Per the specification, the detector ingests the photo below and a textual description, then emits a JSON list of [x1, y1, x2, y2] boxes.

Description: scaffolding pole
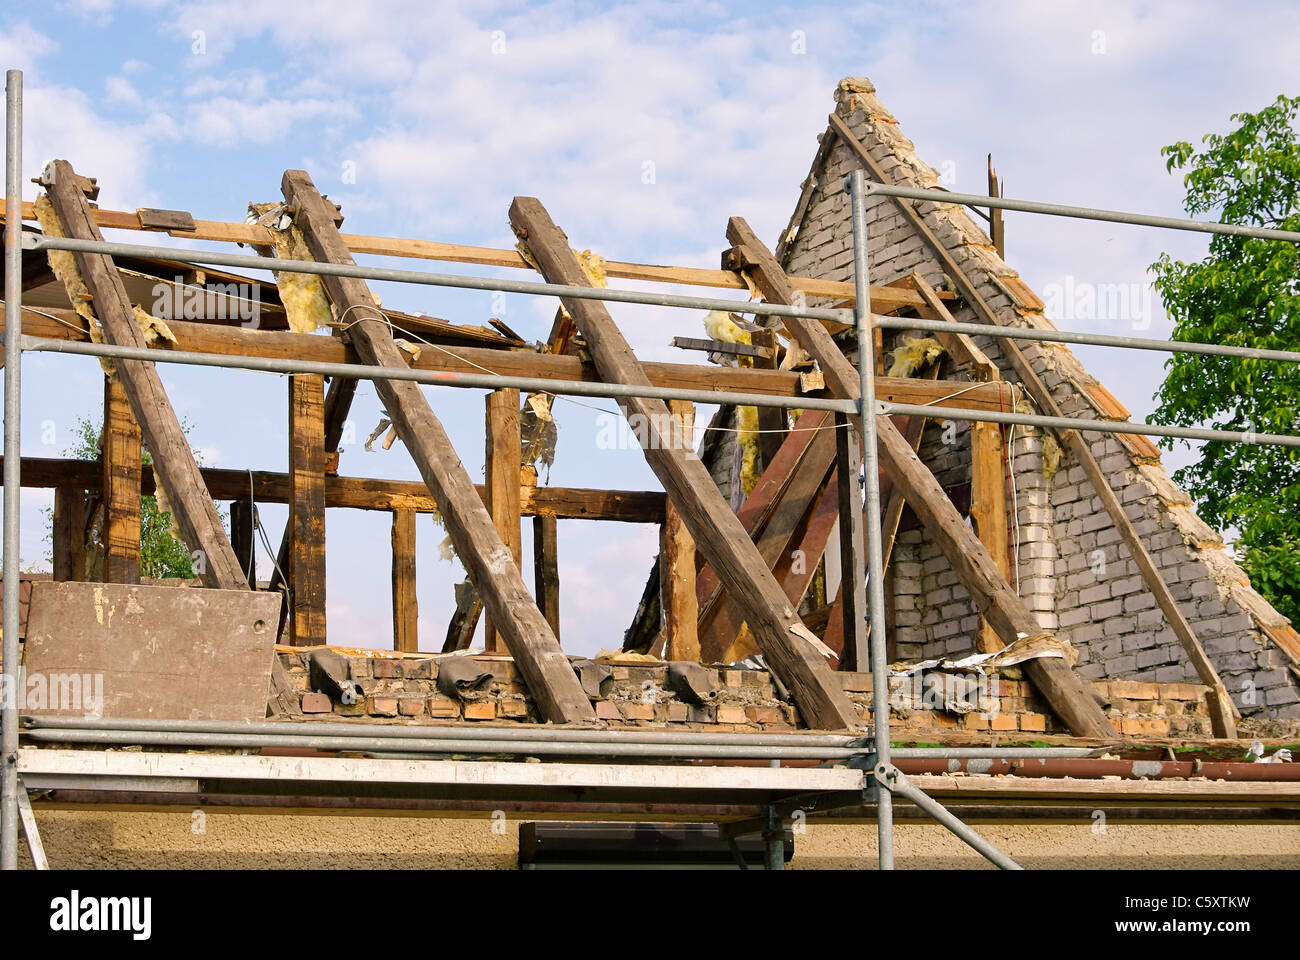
[[2, 68, 21, 872], [847, 169, 897, 869]]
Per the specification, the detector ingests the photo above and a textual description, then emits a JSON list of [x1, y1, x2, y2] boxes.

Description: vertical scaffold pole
[[2, 68, 24, 872], [847, 169, 895, 870]]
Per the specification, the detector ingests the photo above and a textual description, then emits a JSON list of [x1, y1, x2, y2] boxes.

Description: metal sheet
[[22, 582, 281, 722]]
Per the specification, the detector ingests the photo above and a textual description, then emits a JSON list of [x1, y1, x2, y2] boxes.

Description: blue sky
[[2, 0, 1297, 655]]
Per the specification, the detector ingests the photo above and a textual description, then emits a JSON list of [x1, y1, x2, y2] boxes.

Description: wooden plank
[[51, 488, 91, 582], [13, 306, 1015, 411], [827, 116, 1230, 734], [510, 196, 859, 730], [725, 212, 1115, 738], [9, 200, 944, 310], [41, 160, 247, 591], [23, 581, 282, 721], [282, 170, 593, 724], [670, 336, 773, 359], [533, 514, 560, 640], [661, 400, 698, 662], [484, 388, 523, 654], [101, 375, 141, 584], [971, 419, 1010, 654], [391, 509, 418, 653], [136, 207, 195, 231], [287, 374, 327, 646], [988, 155, 1005, 260]]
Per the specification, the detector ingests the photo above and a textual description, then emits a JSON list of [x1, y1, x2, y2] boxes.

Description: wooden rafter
[[41, 160, 247, 591], [281, 170, 593, 724], [724, 213, 1116, 739], [510, 196, 861, 731]]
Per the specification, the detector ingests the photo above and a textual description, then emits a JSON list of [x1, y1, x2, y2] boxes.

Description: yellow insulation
[[35, 194, 177, 371], [886, 335, 944, 378], [249, 201, 333, 334]]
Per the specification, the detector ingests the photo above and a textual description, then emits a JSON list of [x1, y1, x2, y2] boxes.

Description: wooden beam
[[698, 425, 837, 662], [13, 306, 1016, 411], [484, 388, 523, 654], [971, 419, 1011, 654], [835, 415, 867, 671], [661, 400, 698, 663], [694, 409, 831, 638], [723, 465, 845, 664], [229, 495, 256, 589], [101, 375, 141, 584], [51, 488, 91, 582], [510, 196, 859, 730], [2, 455, 666, 523], [533, 514, 560, 640], [282, 170, 593, 725], [391, 509, 418, 653], [8, 200, 947, 310], [287, 374, 327, 646], [724, 213, 1116, 738], [41, 160, 247, 591]]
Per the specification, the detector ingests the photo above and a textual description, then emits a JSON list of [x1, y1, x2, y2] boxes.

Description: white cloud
[[183, 95, 355, 147], [105, 74, 142, 106]]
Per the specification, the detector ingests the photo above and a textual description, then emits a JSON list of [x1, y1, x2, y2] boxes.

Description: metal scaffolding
[[4, 67, 1299, 872]]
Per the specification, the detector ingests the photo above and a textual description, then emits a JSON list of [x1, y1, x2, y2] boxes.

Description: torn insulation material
[[886, 335, 944, 378], [250, 201, 333, 334], [703, 311, 762, 495]]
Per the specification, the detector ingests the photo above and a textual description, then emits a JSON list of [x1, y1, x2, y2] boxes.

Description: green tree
[[46, 414, 206, 580], [1149, 94, 1300, 620]]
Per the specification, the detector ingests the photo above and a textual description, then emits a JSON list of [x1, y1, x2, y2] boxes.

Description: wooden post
[[970, 420, 1011, 654], [283, 170, 594, 724], [484, 388, 522, 653], [287, 374, 327, 646], [512, 197, 860, 731], [391, 509, 418, 653], [835, 413, 867, 671], [229, 496, 256, 589], [661, 399, 698, 662], [52, 488, 91, 582], [533, 514, 560, 640], [42, 161, 247, 590], [102, 375, 141, 584]]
